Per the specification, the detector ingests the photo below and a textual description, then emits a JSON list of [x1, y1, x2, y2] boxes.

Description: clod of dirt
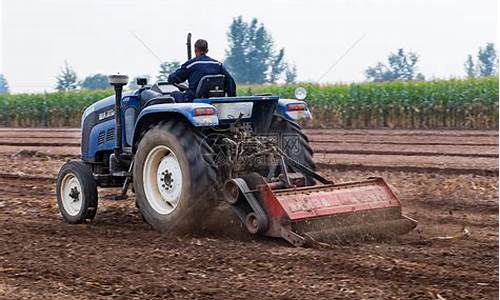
[[11, 150, 52, 160], [10, 149, 77, 161]]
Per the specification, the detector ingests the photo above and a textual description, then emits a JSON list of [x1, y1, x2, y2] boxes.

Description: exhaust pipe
[[108, 74, 129, 158], [186, 33, 192, 60]]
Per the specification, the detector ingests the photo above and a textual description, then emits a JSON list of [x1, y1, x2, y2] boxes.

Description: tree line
[[0, 16, 497, 93]]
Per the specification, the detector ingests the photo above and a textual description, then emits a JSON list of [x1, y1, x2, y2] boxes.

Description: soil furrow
[[313, 149, 498, 158], [317, 163, 499, 176], [310, 139, 499, 146], [0, 128, 497, 299]]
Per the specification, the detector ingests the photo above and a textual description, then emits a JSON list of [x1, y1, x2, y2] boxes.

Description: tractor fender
[[276, 99, 313, 122], [132, 103, 219, 150]]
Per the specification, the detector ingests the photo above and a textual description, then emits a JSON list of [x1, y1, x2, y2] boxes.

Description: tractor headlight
[[294, 87, 307, 100]]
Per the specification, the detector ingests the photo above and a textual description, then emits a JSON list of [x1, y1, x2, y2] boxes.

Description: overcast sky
[[0, 0, 497, 93]]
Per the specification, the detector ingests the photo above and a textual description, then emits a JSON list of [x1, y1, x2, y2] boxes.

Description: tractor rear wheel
[[56, 160, 98, 223], [133, 120, 217, 233], [269, 116, 316, 185]]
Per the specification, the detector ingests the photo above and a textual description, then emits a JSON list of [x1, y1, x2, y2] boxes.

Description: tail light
[[193, 107, 216, 116], [287, 103, 306, 111]]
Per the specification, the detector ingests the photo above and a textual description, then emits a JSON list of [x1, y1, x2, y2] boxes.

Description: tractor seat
[[195, 75, 226, 98]]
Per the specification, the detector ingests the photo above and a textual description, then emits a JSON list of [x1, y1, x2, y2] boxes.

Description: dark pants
[[171, 91, 193, 103]]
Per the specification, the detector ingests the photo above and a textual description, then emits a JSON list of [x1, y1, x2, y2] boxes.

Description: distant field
[[0, 76, 497, 129]]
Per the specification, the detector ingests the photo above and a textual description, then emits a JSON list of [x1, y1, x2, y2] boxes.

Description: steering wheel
[[173, 82, 189, 91]]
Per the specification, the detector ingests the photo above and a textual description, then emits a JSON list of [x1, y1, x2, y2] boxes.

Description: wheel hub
[[143, 145, 183, 215], [161, 170, 174, 191], [60, 174, 83, 216], [69, 186, 80, 201]]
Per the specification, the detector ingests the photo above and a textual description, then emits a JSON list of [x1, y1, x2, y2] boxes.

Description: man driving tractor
[[168, 39, 237, 102]]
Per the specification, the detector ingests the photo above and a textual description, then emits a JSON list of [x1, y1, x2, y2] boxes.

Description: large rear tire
[[269, 116, 316, 185], [133, 120, 217, 233], [56, 160, 98, 224]]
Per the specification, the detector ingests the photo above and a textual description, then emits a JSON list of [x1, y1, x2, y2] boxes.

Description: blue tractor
[[56, 36, 416, 246]]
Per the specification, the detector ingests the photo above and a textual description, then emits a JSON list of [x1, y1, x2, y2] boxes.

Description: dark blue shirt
[[167, 54, 237, 100]]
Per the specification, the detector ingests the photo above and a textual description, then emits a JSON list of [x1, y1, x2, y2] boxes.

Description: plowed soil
[[0, 129, 498, 299]]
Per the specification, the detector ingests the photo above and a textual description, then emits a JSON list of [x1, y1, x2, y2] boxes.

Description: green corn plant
[[0, 77, 497, 129]]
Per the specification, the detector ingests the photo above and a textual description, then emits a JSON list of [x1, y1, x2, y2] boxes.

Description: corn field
[[0, 77, 497, 128], [241, 77, 499, 129], [0, 89, 113, 127]]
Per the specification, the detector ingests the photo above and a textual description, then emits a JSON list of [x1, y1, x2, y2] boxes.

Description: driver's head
[[194, 39, 208, 57]]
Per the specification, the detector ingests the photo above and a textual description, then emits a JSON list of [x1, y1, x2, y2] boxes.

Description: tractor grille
[[106, 128, 114, 142], [97, 129, 114, 146], [97, 131, 106, 145]]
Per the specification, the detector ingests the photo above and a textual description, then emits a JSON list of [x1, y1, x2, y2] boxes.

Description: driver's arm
[[167, 63, 189, 84]]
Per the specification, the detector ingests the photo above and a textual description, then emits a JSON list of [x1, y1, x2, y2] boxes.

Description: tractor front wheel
[[133, 120, 216, 233], [56, 160, 98, 224]]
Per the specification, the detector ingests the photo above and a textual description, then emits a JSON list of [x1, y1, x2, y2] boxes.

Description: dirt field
[[0, 129, 498, 299]]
